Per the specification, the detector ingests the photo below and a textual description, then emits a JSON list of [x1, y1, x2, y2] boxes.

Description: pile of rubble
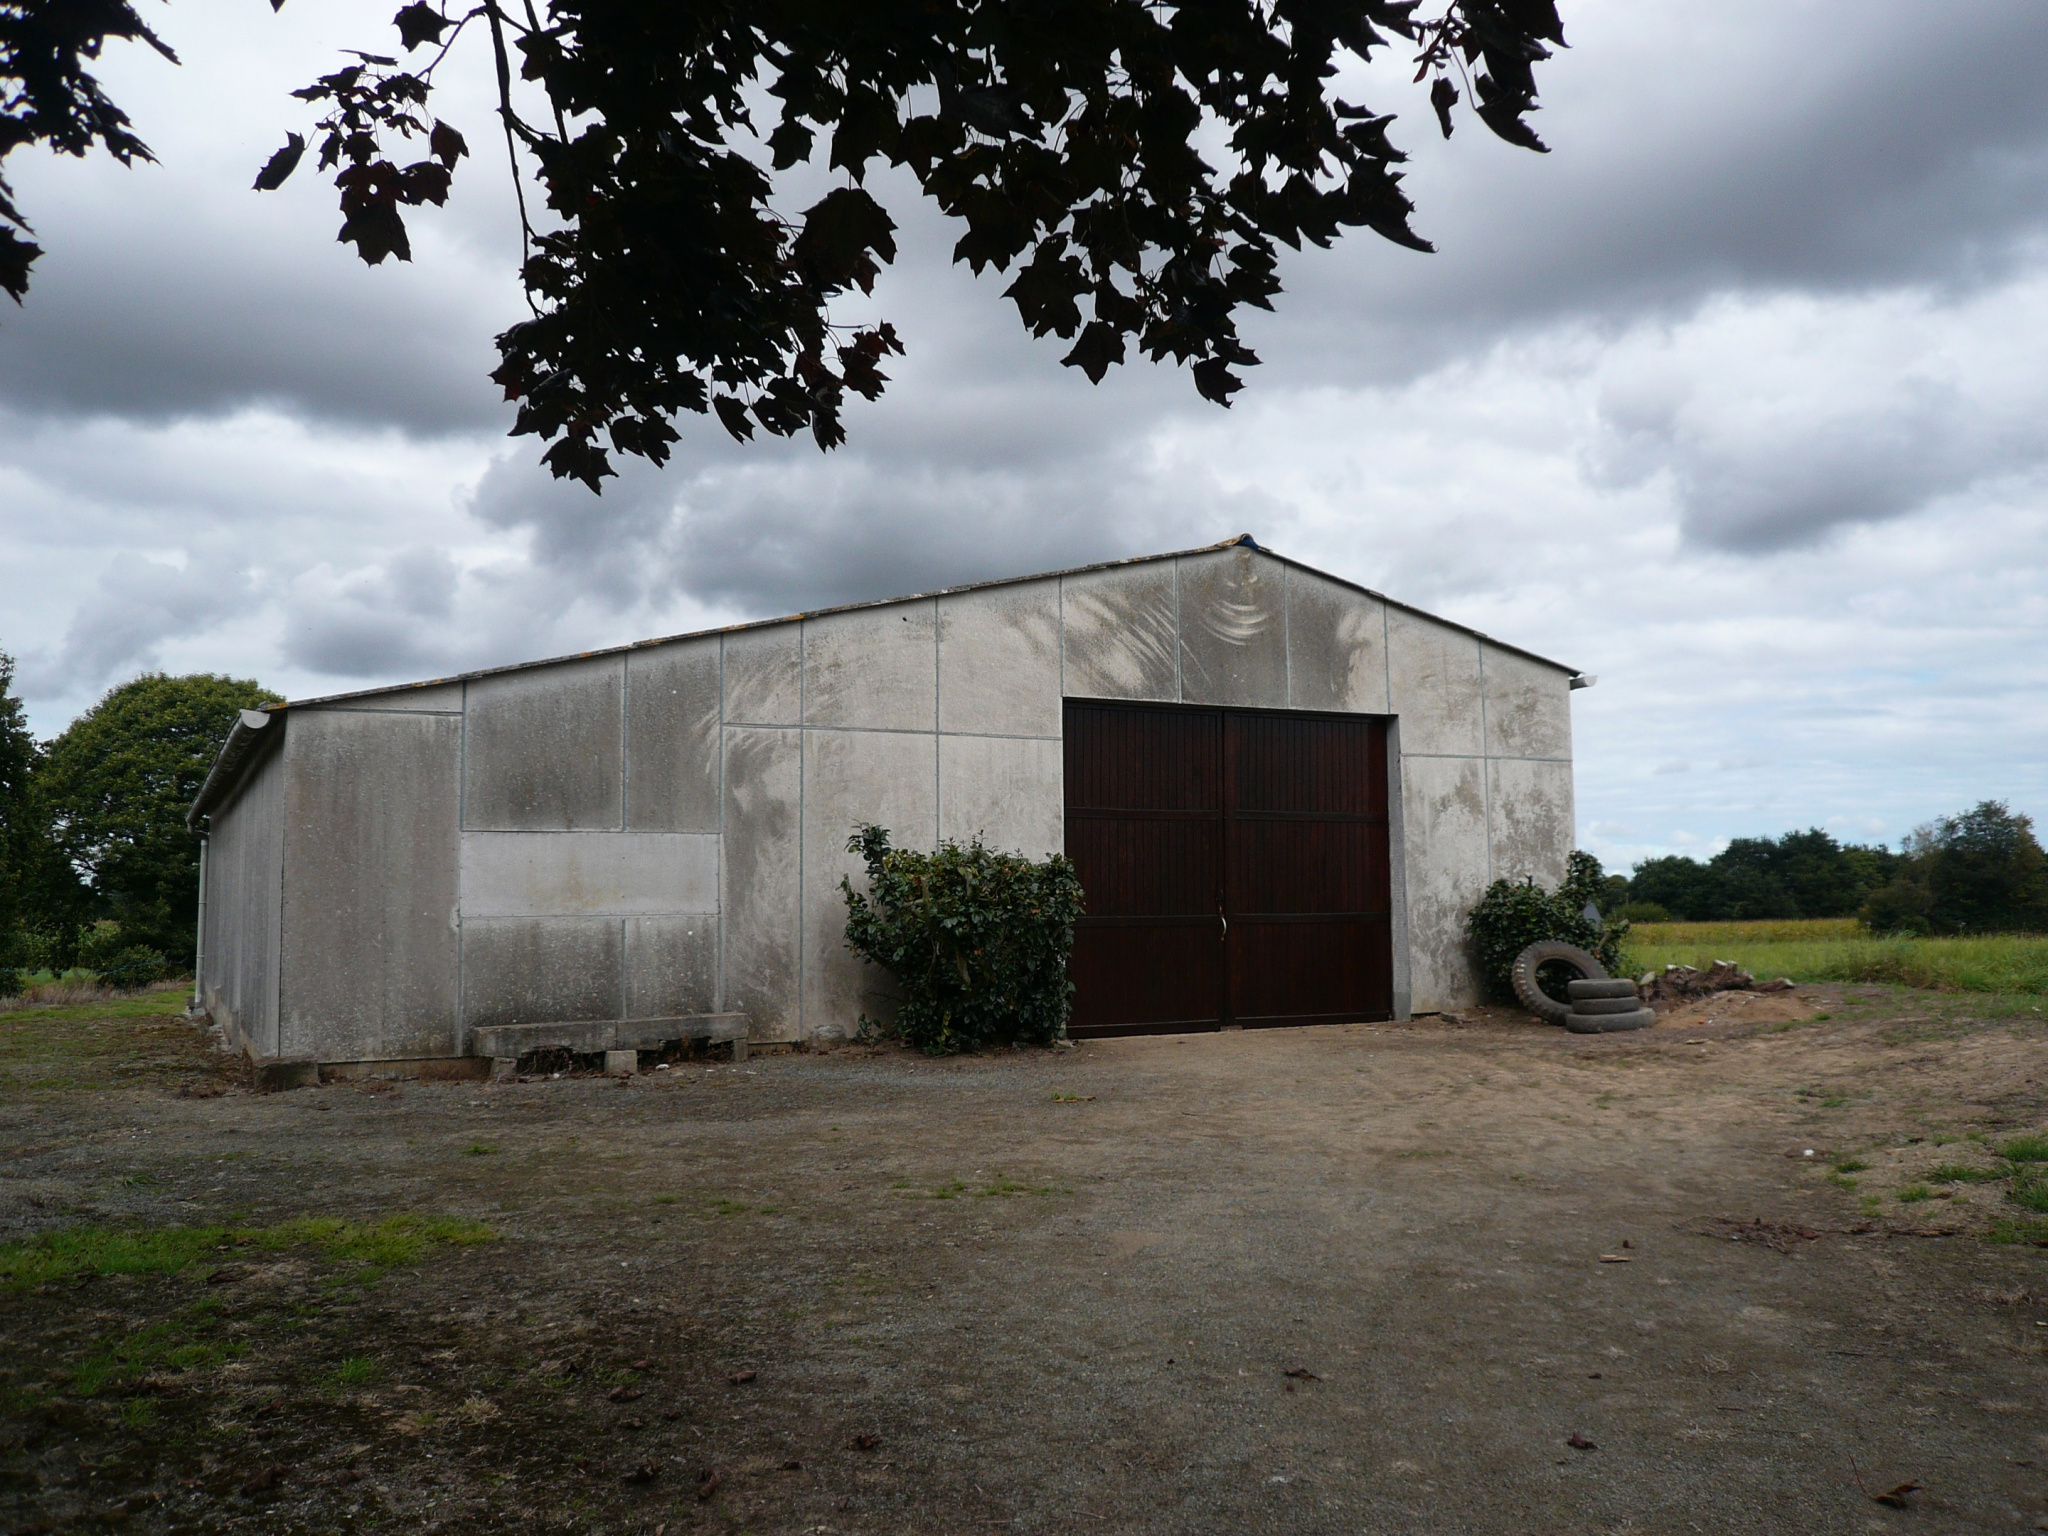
[[1638, 959, 1796, 1007]]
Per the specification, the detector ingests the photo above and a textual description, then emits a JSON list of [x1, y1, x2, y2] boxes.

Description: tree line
[[1604, 806, 2048, 935], [0, 652, 277, 991]]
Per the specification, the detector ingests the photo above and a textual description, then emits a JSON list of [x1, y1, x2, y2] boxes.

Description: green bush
[[1610, 900, 1673, 924], [1468, 850, 1630, 1004], [97, 946, 168, 989], [840, 824, 1084, 1054]]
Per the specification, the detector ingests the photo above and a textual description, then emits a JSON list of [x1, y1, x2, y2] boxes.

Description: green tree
[[5, 2, 1561, 483], [0, 650, 87, 982], [1868, 801, 2048, 936], [35, 673, 280, 966]]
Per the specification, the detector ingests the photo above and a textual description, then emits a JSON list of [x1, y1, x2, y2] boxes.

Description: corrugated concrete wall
[[199, 735, 284, 1056], [242, 543, 1573, 1060]]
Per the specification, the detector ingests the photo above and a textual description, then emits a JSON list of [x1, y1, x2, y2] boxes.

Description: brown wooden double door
[[1064, 700, 1394, 1038]]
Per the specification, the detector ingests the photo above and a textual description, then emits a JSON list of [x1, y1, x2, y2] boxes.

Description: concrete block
[[1177, 547, 1289, 708], [1287, 569, 1389, 714], [721, 726, 803, 1040], [604, 1048, 639, 1075], [461, 916, 623, 1033], [1488, 757, 1574, 890], [625, 914, 717, 1018], [626, 638, 721, 831], [491, 1056, 519, 1082], [459, 831, 719, 916], [803, 602, 937, 732], [1482, 644, 1575, 761], [801, 728, 938, 1039], [938, 734, 1063, 857], [937, 580, 1062, 737], [314, 681, 464, 713], [1061, 562, 1179, 702], [464, 654, 624, 830], [278, 709, 460, 1062], [1387, 608, 1484, 758], [1399, 754, 1490, 1012], [723, 623, 803, 725]]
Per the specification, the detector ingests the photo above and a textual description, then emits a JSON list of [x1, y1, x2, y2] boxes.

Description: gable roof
[[190, 536, 1580, 826]]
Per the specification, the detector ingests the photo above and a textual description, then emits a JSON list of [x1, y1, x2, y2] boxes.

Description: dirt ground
[[4, 986, 2048, 1536]]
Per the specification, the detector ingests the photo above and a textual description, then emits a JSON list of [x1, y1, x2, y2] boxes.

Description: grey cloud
[[48, 554, 253, 692]]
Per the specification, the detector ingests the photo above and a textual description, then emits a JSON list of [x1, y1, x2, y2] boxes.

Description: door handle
[[1219, 905, 1228, 940]]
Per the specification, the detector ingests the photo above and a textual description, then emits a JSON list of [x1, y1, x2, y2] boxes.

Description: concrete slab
[[1488, 757, 1574, 890], [1482, 643, 1574, 762], [1287, 568, 1389, 714], [277, 709, 459, 1061], [460, 916, 623, 1032], [459, 831, 718, 917], [1399, 754, 1490, 1012], [625, 913, 717, 1018], [801, 728, 938, 1038], [937, 580, 1062, 737], [464, 654, 624, 830], [1177, 547, 1289, 708], [721, 726, 803, 1040], [1387, 608, 1484, 758], [803, 602, 938, 732], [604, 1048, 638, 1075], [1061, 562, 1178, 702], [938, 734, 1063, 858], [724, 623, 803, 725], [626, 638, 721, 831]]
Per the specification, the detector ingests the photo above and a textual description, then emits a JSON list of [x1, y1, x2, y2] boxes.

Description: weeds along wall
[[193, 541, 1582, 1066]]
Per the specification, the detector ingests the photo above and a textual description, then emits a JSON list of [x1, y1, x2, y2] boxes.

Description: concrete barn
[[189, 537, 1586, 1076]]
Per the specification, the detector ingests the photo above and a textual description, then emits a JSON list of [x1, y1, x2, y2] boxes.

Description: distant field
[[1626, 919, 2048, 994]]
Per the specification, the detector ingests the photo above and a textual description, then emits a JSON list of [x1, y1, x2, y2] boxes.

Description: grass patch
[[1927, 1163, 2006, 1183], [1629, 926, 2048, 994], [2001, 1135, 2048, 1164], [0, 1214, 495, 1290], [71, 1305, 236, 1396], [1988, 1215, 2048, 1246], [462, 1143, 499, 1157], [1832, 1158, 1870, 1173], [1897, 1185, 1934, 1204], [707, 1198, 750, 1217], [651, 1194, 679, 1206], [329, 1354, 384, 1387], [2009, 1174, 2048, 1215]]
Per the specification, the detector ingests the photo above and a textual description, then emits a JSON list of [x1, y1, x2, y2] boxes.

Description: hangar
[[188, 536, 1585, 1073]]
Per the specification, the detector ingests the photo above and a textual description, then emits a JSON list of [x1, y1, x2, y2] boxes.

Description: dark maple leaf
[[252, 133, 306, 191], [392, 3, 449, 53]]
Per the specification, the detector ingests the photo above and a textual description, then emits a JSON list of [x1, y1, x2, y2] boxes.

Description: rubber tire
[[1565, 1007, 1656, 1034], [1510, 941, 1607, 1025], [1570, 995, 1644, 1016], [1568, 978, 1638, 1001]]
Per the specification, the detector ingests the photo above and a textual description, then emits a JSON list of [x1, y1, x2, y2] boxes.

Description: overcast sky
[[3, 0, 2045, 873]]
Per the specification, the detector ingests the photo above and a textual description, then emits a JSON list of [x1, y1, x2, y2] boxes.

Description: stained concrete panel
[[937, 580, 1062, 737], [1061, 563, 1179, 702], [801, 728, 938, 1038], [460, 832, 718, 916], [803, 602, 937, 732], [939, 734, 1064, 858], [1399, 754, 1490, 1013], [1489, 757, 1574, 890], [724, 624, 802, 725], [461, 917, 622, 1031], [464, 655, 623, 830], [314, 682, 465, 713], [203, 736, 285, 1058], [626, 640, 721, 831], [626, 914, 717, 1018], [722, 727, 803, 1040], [1287, 569, 1389, 714], [1482, 645, 1574, 761], [1178, 547, 1289, 708], [278, 709, 460, 1060], [1387, 608, 1484, 758]]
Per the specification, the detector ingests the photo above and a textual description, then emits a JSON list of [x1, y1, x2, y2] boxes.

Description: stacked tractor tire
[[1509, 940, 1655, 1033]]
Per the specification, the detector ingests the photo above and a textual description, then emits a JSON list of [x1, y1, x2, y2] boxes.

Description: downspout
[[191, 830, 208, 1016]]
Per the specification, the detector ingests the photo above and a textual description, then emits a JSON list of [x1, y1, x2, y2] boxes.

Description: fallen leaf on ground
[[1566, 1434, 1597, 1451], [728, 1369, 757, 1385], [1284, 1368, 1321, 1381], [607, 1385, 642, 1402], [1872, 1481, 1921, 1508], [852, 1433, 879, 1450], [696, 1469, 722, 1501], [238, 1464, 289, 1495], [781, 1459, 803, 1471], [623, 1463, 660, 1485]]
